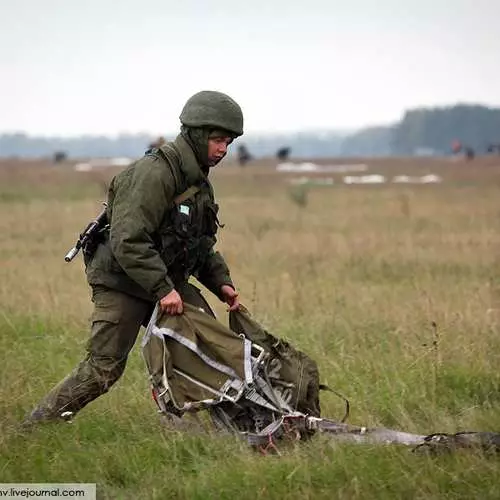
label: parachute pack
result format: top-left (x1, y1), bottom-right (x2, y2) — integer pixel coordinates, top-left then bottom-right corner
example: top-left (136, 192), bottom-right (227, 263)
top-left (142, 303), bottom-right (500, 455)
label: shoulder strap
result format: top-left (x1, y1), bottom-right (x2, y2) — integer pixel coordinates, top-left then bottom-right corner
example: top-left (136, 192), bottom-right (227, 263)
top-left (173, 185), bottom-right (201, 205)
top-left (149, 143), bottom-right (184, 194)
top-left (148, 143), bottom-right (202, 205)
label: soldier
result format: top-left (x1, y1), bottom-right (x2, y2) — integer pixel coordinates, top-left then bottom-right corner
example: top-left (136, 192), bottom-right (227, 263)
top-left (237, 144), bottom-right (252, 166)
top-left (276, 146), bottom-right (291, 161)
top-left (148, 136), bottom-right (167, 150)
top-left (25, 90), bottom-right (244, 425)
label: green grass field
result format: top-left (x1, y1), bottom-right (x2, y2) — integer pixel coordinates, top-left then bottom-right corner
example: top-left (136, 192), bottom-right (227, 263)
top-left (1, 156), bottom-right (499, 499)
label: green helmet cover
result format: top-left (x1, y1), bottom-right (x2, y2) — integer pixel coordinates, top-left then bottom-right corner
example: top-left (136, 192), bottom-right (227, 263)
top-left (180, 90), bottom-right (244, 137)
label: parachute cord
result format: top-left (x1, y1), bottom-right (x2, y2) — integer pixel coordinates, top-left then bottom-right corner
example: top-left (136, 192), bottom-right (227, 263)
top-left (294, 361), bottom-right (305, 412)
top-left (319, 384), bottom-right (350, 423)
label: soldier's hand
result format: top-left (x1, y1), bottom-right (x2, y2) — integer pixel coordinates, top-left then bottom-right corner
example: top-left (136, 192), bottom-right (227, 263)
top-left (220, 285), bottom-right (240, 311)
top-left (159, 289), bottom-right (184, 315)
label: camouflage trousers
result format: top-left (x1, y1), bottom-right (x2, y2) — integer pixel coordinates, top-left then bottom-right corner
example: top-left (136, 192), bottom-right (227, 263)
top-left (30, 282), bottom-right (214, 420)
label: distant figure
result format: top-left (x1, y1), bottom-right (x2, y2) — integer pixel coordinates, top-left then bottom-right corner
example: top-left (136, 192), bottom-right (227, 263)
top-left (464, 147), bottom-right (475, 161)
top-left (148, 136), bottom-right (167, 150)
top-left (237, 144), bottom-right (252, 166)
top-left (276, 147), bottom-right (291, 161)
top-left (451, 139), bottom-right (462, 155)
top-left (487, 143), bottom-right (500, 155)
top-left (53, 151), bottom-right (68, 163)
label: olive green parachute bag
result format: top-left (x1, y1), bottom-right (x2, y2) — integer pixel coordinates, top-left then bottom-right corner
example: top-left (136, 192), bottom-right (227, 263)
top-left (142, 303), bottom-right (336, 445)
top-left (142, 303), bottom-right (500, 453)
top-left (228, 306), bottom-right (321, 417)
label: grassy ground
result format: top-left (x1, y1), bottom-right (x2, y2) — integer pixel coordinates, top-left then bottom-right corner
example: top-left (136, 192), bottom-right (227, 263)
top-left (1, 156), bottom-right (500, 499)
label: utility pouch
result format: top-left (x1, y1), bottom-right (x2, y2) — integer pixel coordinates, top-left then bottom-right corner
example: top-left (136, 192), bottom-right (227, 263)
top-left (173, 202), bottom-right (193, 238)
top-left (204, 202), bottom-right (222, 235)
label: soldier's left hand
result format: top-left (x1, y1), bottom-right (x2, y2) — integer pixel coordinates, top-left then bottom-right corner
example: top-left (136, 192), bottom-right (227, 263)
top-left (220, 285), bottom-right (240, 311)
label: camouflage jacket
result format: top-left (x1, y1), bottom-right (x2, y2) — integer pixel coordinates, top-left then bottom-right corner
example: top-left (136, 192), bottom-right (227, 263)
top-left (85, 135), bottom-right (234, 302)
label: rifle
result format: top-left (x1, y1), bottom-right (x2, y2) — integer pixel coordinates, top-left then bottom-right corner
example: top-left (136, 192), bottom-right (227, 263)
top-left (64, 203), bottom-right (109, 262)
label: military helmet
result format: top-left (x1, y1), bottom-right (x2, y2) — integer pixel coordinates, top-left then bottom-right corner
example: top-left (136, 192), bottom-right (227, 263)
top-left (180, 90), bottom-right (244, 137)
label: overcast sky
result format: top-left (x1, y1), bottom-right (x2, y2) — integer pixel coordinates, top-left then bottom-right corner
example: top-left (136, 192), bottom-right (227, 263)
top-left (1, 0), bottom-right (499, 137)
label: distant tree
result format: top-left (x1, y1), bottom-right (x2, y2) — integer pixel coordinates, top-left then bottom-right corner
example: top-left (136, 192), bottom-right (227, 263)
top-left (339, 126), bottom-right (393, 157)
top-left (392, 104), bottom-right (500, 155)
top-left (2, 105), bottom-right (500, 160)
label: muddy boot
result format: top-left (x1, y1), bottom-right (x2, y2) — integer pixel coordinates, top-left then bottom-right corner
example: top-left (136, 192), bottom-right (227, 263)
top-left (20, 407), bottom-right (74, 432)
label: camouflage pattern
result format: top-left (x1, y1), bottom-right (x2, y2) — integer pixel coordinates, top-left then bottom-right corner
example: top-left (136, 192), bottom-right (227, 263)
top-left (27, 89), bottom-right (243, 422)
top-left (85, 134), bottom-right (234, 302)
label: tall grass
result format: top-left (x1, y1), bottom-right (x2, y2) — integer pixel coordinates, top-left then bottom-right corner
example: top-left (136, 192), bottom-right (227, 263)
top-left (1, 157), bottom-right (499, 499)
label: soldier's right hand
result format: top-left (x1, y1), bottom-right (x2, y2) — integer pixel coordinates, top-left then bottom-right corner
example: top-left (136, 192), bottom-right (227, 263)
top-left (159, 289), bottom-right (184, 315)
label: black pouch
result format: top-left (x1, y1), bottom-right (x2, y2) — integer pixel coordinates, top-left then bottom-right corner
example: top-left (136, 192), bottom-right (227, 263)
top-left (173, 201), bottom-right (195, 237)
top-left (204, 202), bottom-right (223, 235)
top-left (160, 202), bottom-right (199, 275)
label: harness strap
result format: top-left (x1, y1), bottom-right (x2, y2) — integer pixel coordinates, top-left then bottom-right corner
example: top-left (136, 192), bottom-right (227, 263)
top-left (151, 144), bottom-right (183, 192)
top-left (150, 145), bottom-right (201, 206)
top-left (173, 185), bottom-right (201, 205)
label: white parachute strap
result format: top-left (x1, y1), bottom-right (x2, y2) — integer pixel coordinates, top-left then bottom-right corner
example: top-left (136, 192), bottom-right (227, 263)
top-left (144, 303), bottom-right (228, 412)
top-left (143, 303), bottom-right (286, 415)
top-left (245, 417), bottom-right (287, 448)
top-left (144, 303), bottom-right (254, 385)
top-left (158, 360), bottom-right (246, 412)
top-left (141, 302), bottom-right (160, 348)
top-left (243, 387), bottom-right (283, 413)
top-left (253, 373), bottom-right (293, 414)
top-left (152, 325), bottom-right (240, 380)
top-left (243, 338), bottom-right (253, 385)
top-left (173, 368), bottom-right (244, 404)
top-left (159, 337), bottom-right (180, 410)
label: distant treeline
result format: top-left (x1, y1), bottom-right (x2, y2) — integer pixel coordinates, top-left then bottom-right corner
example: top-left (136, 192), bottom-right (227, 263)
top-left (1, 104), bottom-right (499, 159)
top-left (0, 133), bottom-right (158, 159)
top-left (392, 104), bottom-right (500, 155)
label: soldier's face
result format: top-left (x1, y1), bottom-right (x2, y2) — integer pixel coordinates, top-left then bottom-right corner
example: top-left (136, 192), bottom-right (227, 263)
top-left (207, 136), bottom-right (233, 166)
